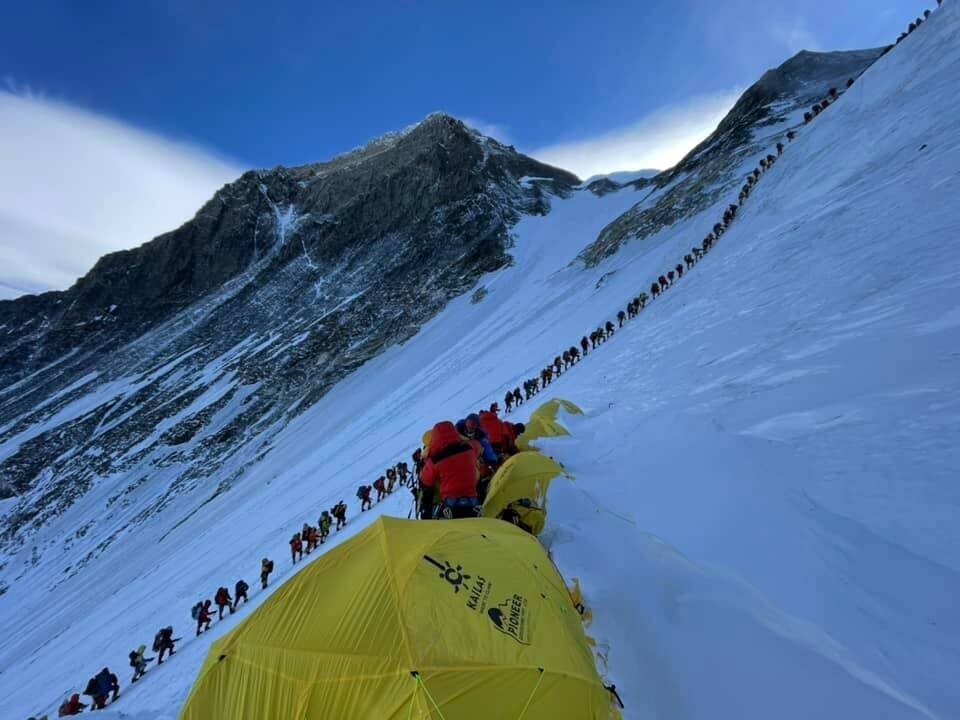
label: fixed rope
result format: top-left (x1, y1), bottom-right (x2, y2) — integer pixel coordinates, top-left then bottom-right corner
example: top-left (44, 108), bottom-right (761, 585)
top-left (411, 671), bottom-right (448, 720)
top-left (515, 667), bottom-right (546, 720)
top-left (405, 675), bottom-right (420, 720)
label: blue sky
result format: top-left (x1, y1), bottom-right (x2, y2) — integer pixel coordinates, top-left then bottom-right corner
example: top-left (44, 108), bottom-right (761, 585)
top-left (0, 0), bottom-right (916, 296)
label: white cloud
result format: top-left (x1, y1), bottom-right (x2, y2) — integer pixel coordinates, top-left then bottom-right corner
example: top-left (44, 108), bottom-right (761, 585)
top-left (462, 117), bottom-right (513, 146)
top-left (0, 90), bottom-right (242, 299)
top-left (529, 90), bottom-right (742, 180)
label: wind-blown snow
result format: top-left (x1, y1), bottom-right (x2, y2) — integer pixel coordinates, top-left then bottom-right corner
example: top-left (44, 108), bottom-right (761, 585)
top-left (3, 5), bottom-right (959, 718)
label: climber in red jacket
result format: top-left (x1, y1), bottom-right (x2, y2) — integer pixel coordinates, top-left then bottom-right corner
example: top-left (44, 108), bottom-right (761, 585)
top-left (420, 421), bottom-right (482, 519)
top-left (502, 421), bottom-right (525, 455)
top-left (59, 693), bottom-right (87, 716)
top-left (479, 410), bottom-right (506, 456)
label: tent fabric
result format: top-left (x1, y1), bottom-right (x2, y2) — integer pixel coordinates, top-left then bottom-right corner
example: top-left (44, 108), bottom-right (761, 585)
top-left (516, 399), bottom-right (583, 451)
top-left (180, 517), bottom-right (611, 719)
top-left (480, 452), bottom-right (568, 528)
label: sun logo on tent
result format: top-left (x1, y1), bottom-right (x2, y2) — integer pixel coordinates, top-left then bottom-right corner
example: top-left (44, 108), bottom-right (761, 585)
top-left (423, 555), bottom-right (471, 593)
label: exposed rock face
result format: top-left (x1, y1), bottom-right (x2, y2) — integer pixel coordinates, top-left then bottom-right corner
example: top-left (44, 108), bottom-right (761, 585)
top-left (578, 48), bottom-right (886, 266)
top-left (0, 114), bottom-right (577, 562)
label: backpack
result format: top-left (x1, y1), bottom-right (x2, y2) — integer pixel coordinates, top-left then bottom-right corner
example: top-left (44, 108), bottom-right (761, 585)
top-left (152, 632), bottom-right (162, 652)
top-left (191, 603), bottom-right (201, 620)
top-left (129, 650), bottom-right (139, 667)
top-left (356, 487), bottom-right (364, 499)
top-left (266, 560), bottom-right (274, 573)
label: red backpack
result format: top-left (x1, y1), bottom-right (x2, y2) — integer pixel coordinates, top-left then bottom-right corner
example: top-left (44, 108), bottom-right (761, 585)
top-left (479, 412), bottom-right (505, 446)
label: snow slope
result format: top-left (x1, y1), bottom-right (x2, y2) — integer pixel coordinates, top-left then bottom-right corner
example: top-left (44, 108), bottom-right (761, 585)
top-left (3, 3), bottom-right (960, 718)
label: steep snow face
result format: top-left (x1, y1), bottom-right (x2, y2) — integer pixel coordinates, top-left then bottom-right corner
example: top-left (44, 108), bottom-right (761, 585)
top-left (3, 6), bottom-right (960, 720)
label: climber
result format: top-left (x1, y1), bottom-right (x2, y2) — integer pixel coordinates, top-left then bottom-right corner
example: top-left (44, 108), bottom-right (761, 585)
top-left (290, 533), bottom-right (303, 564)
top-left (804, 111), bottom-right (813, 124)
top-left (617, 309), bottom-right (626, 327)
top-left (460, 415), bottom-right (500, 471)
top-left (318, 511), bottom-right (332, 543)
top-left (58, 693), bottom-right (86, 716)
top-left (504, 390), bottom-right (514, 412)
top-left (420, 420), bottom-right (482, 519)
top-left (512, 387), bottom-right (523, 406)
top-left (193, 599), bottom-right (213, 635)
top-left (155, 626), bottom-right (177, 664)
top-left (412, 449), bottom-right (424, 485)
top-left (589, 330), bottom-right (598, 349)
top-left (398, 462), bottom-right (410, 486)
top-left (787, 129), bottom-right (797, 141)
top-left (502, 421), bottom-right (525, 456)
top-left (675, 263), bottom-right (684, 279)
top-left (651, 281), bottom-right (660, 298)
top-left (580, 335), bottom-right (589, 356)
top-left (386, 467), bottom-right (398, 493)
top-left (562, 349), bottom-right (571, 369)
top-left (658, 275), bottom-right (668, 292)
top-left (667, 270), bottom-right (675, 286)
top-left (129, 645), bottom-right (153, 683)
top-left (359, 484), bottom-right (374, 510)
top-left (259, 557), bottom-right (274, 589)
top-left (85, 668), bottom-right (116, 709)
top-left (479, 409), bottom-right (507, 457)
top-left (374, 477), bottom-right (386, 503)
top-left (332, 501), bottom-right (348, 530)
top-left (605, 320), bottom-right (615, 337)
top-left (215, 586), bottom-right (233, 619)
top-left (553, 355), bottom-right (563, 376)
top-left (684, 254), bottom-right (694, 270)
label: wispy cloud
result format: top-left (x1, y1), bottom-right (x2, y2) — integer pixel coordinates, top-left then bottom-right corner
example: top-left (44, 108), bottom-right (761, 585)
top-left (529, 89), bottom-right (742, 180)
top-left (0, 90), bottom-right (242, 299)
top-left (462, 117), bottom-right (513, 146)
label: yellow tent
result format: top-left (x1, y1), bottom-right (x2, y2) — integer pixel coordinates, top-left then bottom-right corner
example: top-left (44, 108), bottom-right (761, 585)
top-left (516, 399), bottom-right (583, 451)
top-left (481, 452), bottom-right (568, 534)
top-left (180, 517), bottom-right (612, 720)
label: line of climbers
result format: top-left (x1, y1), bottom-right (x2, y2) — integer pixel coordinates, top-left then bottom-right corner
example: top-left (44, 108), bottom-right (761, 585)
top-left (354, 461), bottom-right (414, 513)
top-left (502, 54), bottom-right (891, 415)
top-left (896, 5), bottom-right (937, 45)
top-left (503, 123), bottom-right (786, 412)
top-left (36, 5), bottom-right (945, 716)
